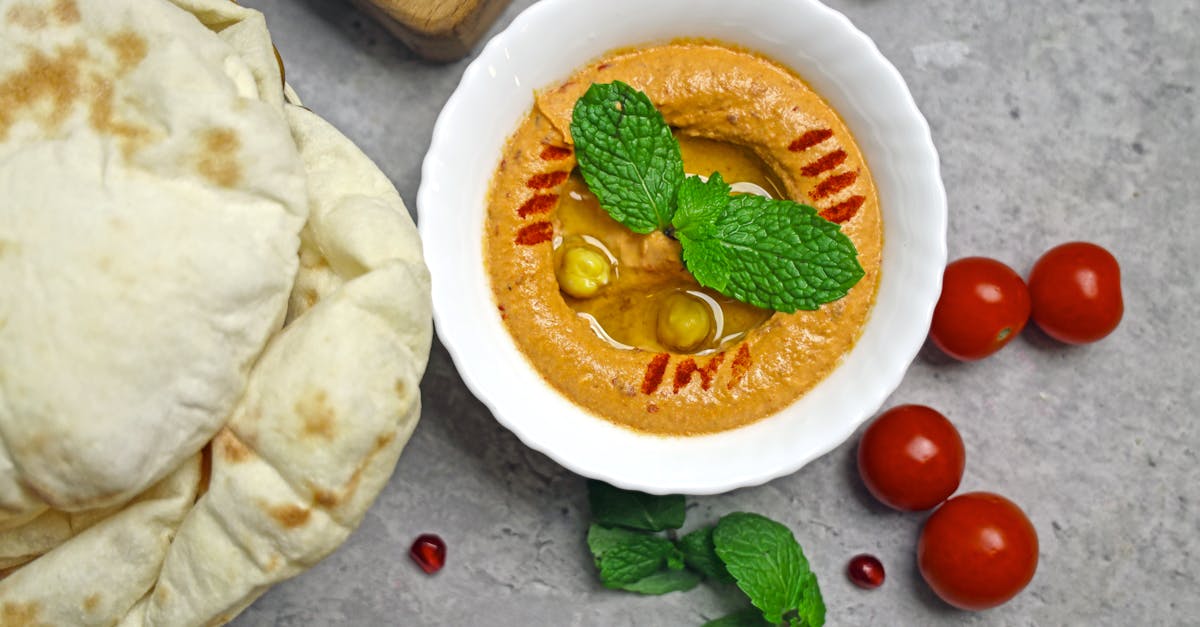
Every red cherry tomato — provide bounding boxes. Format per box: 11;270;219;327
857;404;966;511
1028;242;1123;344
918;492;1039;610
930;257;1031;361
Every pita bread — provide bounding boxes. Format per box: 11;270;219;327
0;0;431;623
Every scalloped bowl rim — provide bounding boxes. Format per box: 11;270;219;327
418;0;947;495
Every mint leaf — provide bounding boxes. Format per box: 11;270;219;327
587;524;678;587
617;569;701;595
701;607;773;627
678;526;734;583
676;195;863;313
570;81;684;234
673;173;731;235
588;480;686;531
586;523;647;557
586;524;696;595
712;513;825;626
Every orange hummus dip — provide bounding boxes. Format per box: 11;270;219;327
484;42;882;435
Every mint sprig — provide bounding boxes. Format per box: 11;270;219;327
570;82;863;313
586;482;825;626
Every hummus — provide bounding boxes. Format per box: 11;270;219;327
484;42;882;435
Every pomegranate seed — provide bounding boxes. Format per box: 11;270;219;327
847;553;885;589
409;534;446;574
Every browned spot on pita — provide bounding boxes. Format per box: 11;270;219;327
6;5;47;29
265;554;281;573
198;442;213;498
82;594;100;613
154;585;169;604
88;79;153;160
0;45;86;141
394;379;407;399
214;428;253;463
1;601;45;627
194;127;242;188
268;504;311;529
50;0;78;24
303;287;319;308
105;30;147;74
309;432;397;511
297;390;336;440
311;487;339;508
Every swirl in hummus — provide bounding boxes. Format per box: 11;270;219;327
485;42;882;435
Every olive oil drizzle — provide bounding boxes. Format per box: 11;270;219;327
554;134;780;354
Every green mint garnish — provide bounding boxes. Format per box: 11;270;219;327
619;569;702;595
678;526;734;583
583;483;826;622
587;524;680;586
570;81;684;234
588;479;686;531
570;82;863;313
587;524;696;593
701;607;773;627
713;513;826;626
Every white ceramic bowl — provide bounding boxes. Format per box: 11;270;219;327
418;0;946;494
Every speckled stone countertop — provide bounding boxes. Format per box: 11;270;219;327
234;1;1199;625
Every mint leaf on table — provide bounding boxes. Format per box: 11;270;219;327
701;607;773;627
618;569;701;595
676;194;864;313
678;526;734;583
586;524;690;594
712;513;826;626
587;524;676;585
570;81;684;234
587;480;686;531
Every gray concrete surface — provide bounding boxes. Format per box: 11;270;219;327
235;1;1199;625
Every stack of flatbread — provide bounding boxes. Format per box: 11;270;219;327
0;0;432;623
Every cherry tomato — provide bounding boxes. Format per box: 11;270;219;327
918;492;1039;610
857;404;965;511
1027;242;1123;344
929;257;1031;361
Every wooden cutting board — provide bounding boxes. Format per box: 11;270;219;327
349;0;515;62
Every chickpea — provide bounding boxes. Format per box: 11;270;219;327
656;293;713;353
556;245;612;299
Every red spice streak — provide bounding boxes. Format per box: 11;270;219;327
820;195;866;224
640;353;670;395
810;170;859;200
727;345;751;390
517;193;558;218
672;352;726;393
514;221;553;245
526;171;569;189
788;129;833;152
800;150;847;177
540;145;572;161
